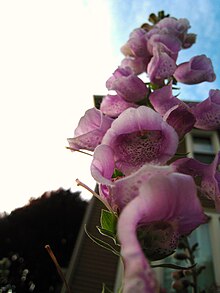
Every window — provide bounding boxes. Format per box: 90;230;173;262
185;129;220;164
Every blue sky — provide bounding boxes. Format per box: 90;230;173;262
0;0;219;213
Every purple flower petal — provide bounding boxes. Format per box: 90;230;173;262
121;28;150;58
100;94;138;118
121;56;148;75
118;171;206;293
147;33;181;57
174;55;216;85
172;152;220;211
90;144;116;207
163;104;196;138
102;106;179;174
191;89;220;130
106;67;149;102
67;108;113;151
90;144;115;185
155;17;191;43
147;45;177;84
112;164;175;211
149;83;195;138
149;82;182;115
91;147;174;212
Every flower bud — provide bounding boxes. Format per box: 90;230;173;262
173;252;188;260
171;270;184;280
183;269;193;276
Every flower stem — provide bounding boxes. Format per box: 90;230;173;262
45;245;72;293
184;237;198;293
76;178;113;212
66;146;93;156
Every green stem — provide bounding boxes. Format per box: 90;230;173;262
184;237;198;293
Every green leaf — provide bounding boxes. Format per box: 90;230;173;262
100;209;117;235
84;225;120;256
101;283;114;293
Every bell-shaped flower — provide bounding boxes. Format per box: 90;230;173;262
147;33;181;61
149;82;183;115
155;17;191;45
100;94;138;118
117;170;207;293
106;67;149;102
120;56;148;75
149;83;195;138
91;146;176;212
147;44;177;84
67;107;113;151
120;28;150;58
172;151;220;211
191;89;220;130
174;55;216;85
111;164;176;212
163;104;196;139
101;106;178;175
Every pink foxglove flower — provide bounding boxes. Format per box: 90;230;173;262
155;17;190;34
174;55;216;84
100;94;138;118
67;107;113;151
191;89;220;130
91;146;176;212
121;56;148;75
172;151;220;211
102;106;179;174
147;44;177;84
106;67;148;102
117;170;206;293
149;82;183;115
163;104;196;139
147;33;181;61
120;28;149;58
155;17;191;45
149;83;196;137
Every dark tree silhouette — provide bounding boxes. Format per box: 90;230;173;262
0;188;88;293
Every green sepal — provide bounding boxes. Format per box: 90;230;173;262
112;168;124;179
148;82;161;91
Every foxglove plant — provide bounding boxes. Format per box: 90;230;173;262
67;10;220;293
